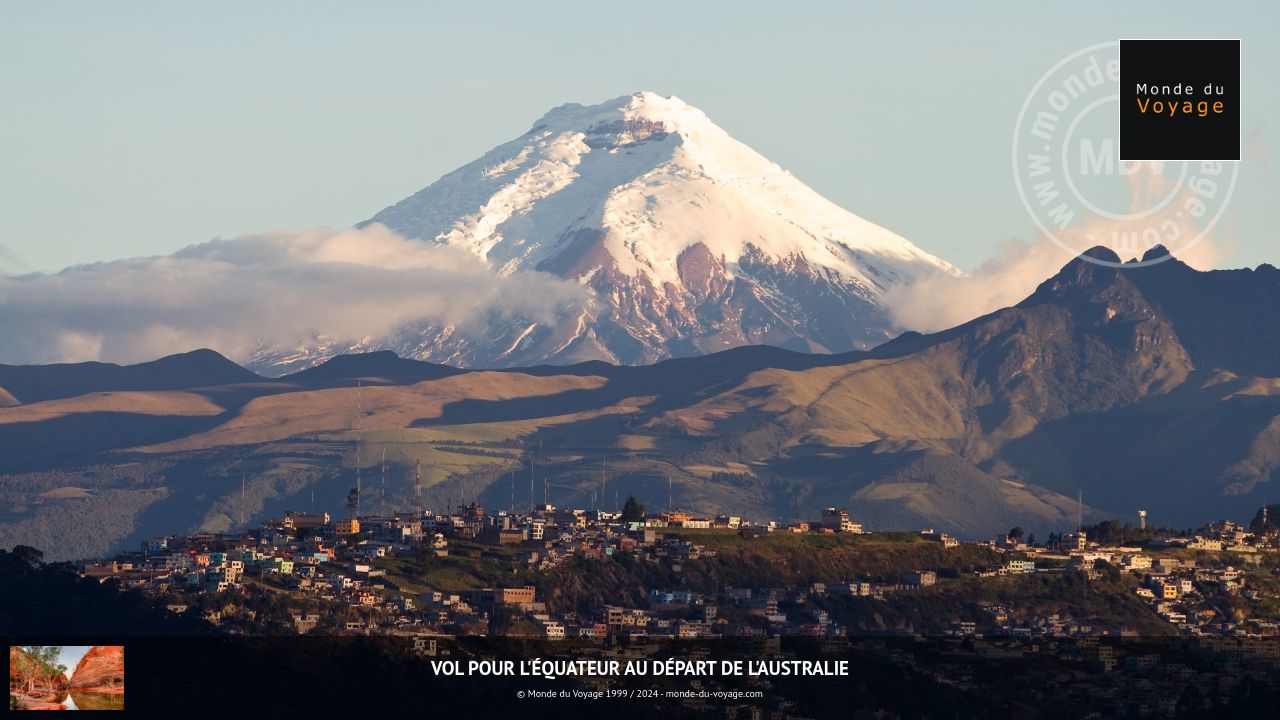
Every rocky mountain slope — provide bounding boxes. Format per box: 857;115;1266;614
69;645;124;692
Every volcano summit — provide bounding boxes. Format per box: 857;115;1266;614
253;92;956;373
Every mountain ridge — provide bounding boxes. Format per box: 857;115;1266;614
0;349;261;405
3;248;1279;559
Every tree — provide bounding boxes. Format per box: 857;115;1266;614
621;496;646;523
1026;533;1037;546
10;545;43;568
14;646;61;697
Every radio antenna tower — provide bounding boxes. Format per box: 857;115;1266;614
354;380;363;518
1077;489;1083;531
240;472;246;528
413;459;422;520
380;448;387;518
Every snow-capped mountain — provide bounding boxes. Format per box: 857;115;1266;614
253;92;956;372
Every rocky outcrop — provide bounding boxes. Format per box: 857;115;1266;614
68;646;124;692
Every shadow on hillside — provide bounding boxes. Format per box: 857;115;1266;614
0;412;227;472
997;384;1280;527
417;345;854;428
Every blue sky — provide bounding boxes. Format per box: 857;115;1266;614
2;1;1277;273
55;646;91;678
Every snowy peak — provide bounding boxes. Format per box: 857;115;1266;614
264;92;962;371
367;91;953;288
532;92;720;147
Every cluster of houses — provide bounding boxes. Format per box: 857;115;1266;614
74;503;916;637
76;499;1280;640
967;520;1280;638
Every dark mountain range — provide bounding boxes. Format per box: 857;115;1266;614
1;246;1277;559
281;350;466;388
0;349;261;405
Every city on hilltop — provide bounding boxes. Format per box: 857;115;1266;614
75;492;1280;643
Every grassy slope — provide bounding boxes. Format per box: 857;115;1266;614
0;390;225;426
139;372;610;452
3;304;1280;558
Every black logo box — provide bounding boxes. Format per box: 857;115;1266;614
1119;39;1240;161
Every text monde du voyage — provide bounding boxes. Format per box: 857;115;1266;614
430;658;849;680
1135;82;1228;118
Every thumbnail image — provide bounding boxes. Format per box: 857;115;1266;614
8;645;124;711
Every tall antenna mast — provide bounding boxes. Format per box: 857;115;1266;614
240;472;246;528
354;380;363;518
529;454;535;513
510;471;515;513
601;456;607;511
380;448;387;518
1077;489;1083;531
668;473;673;512
413;459;421;521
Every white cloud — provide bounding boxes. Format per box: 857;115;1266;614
0;224;588;365
882;237;1070;333
885;164;1232;334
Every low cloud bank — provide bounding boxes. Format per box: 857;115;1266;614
882;238;1073;333
0;224;587;365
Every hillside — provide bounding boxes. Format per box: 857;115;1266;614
1;247;1279;559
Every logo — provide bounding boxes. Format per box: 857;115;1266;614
1120;39;1240;161
1013;41;1238;268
